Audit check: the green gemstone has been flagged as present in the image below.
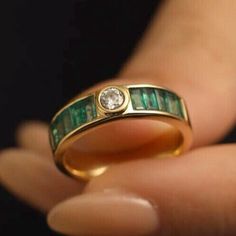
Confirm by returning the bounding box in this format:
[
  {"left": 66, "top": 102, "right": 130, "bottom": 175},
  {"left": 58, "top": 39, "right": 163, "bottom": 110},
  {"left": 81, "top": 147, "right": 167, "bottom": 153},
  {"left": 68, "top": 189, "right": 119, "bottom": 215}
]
[
  {"left": 176, "top": 99, "right": 184, "bottom": 118},
  {"left": 50, "top": 95, "right": 97, "bottom": 150},
  {"left": 83, "top": 95, "right": 97, "bottom": 122},
  {"left": 142, "top": 88, "right": 159, "bottom": 110},
  {"left": 84, "top": 103, "right": 95, "bottom": 122},
  {"left": 69, "top": 104, "right": 81, "bottom": 127},
  {"left": 130, "top": 88, "right": 145, "bottom": 110},
  {"left": 69, "top": 95, "right": 97, "bottom": 128},
  {"left": 164, "top": 91, "right": 182, "bottom": 117},
  {"left": 155, "top": 89, "right": 167, "bottom": 111},
  {"left": 50, "top": 117, "right": 65, "bottom": 149},
  {"left": 50, "top": 125, "right": 58, "bottom": 150},
  {"left": 49, "top": 131, "right": 56, "bottom": 151},
  {"left": 78, "top": 106, "right": 87, "bottom": 124},
  {"left": 62, "top": 109, "right": 74, "bottom": 134}
]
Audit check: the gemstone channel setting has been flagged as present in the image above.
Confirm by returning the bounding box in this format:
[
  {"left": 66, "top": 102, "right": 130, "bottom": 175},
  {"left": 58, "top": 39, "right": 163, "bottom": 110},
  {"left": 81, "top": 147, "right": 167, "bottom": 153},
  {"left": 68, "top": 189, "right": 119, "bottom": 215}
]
[
  {"left": 50, "top": 85, "right": 188, "bottom": 152},
  {"left": 129, "top": 87, "right": 184, "bottom": 118},
  {"left": 50, "top": 95, "right": 97, "bottom": 151}
]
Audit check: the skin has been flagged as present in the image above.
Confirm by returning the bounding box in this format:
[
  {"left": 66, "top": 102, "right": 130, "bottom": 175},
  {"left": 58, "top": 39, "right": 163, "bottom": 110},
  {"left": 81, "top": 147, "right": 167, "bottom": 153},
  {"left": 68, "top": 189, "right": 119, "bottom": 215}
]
[{"left": 1, "top": 0, "right": 236, "bottom": 235}]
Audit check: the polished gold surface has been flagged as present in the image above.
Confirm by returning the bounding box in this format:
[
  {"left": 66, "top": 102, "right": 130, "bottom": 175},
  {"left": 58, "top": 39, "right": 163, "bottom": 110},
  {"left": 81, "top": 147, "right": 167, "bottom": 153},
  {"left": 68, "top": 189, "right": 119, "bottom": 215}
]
[{"left": 50, "top": 84, "right": 193, "bottom": 181}]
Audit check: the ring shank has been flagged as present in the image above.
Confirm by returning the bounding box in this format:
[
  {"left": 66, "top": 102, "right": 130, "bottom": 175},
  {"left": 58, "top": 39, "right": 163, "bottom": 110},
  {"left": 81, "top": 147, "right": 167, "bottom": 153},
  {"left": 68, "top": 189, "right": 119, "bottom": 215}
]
[{"left": 54, "top": 115, "right": 192, "bottom": 180}]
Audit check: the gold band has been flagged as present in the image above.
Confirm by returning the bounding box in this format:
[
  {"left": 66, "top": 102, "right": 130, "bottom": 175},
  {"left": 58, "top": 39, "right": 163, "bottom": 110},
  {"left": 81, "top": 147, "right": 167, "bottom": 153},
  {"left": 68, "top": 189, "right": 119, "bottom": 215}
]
[{"left": 49, "top": 84, "right": 193, "bottom": 180}]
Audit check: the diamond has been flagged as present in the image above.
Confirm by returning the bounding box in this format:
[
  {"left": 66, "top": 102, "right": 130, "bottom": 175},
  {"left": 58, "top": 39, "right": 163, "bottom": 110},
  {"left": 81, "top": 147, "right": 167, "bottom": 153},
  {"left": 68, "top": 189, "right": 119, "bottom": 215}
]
[{"left": 100, "top": 87, "right": 125, "bottom": 110}]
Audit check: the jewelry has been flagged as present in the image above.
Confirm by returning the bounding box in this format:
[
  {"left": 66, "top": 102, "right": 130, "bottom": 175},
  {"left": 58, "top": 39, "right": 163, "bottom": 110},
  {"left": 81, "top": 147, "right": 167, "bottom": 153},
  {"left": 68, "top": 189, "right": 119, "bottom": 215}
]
[{"left": 49, "top": 84, "right": 192, "bottom": 180}]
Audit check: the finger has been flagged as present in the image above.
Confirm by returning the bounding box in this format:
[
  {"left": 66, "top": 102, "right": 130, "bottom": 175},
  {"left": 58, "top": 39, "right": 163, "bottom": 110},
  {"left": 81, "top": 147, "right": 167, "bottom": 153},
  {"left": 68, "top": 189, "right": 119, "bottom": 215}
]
[
  {"left": 63, "top": 0, "right": 236, "bottom": 156},
  {"left": 121, "top": 0, "right": 236, "bottom": 147},
  {"left": 48, "top": 144, "right": 236, "bottom": 236},
  {"left": 0, "top": 148, "right": 84, "bottom": 212},
  {"left": 16, "top": 121, "right": 52, "bottom": 158},
  {"left": 48, "top": 191, "right": 159, "bottom": 236}
]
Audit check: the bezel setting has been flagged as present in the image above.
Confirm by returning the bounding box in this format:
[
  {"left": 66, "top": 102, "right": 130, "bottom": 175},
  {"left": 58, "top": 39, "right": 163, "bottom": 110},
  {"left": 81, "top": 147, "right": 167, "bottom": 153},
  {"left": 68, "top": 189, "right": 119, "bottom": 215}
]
[{"left": 97, "top": 85, "right": 130, "bottom": 114}]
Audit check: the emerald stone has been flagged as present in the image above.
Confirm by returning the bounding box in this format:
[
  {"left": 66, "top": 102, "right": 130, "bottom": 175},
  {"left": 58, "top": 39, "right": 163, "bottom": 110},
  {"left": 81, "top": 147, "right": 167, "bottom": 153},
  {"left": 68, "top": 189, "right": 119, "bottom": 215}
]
[
  {"left": 129, "top": 87, "right": 184, "bottom": 117},
  {"left": 50, "top": 118, "right": 65, "bottom": 149},
  {"left": 85, "top": 103, "right": 96, "bottom": 122},
  {"left": 164, "top": 91, "right": 182, "bottom": 117},
  {"left": 61, "top": 109, "right": 74, "bottom": 134},
  {"left": 129, "top": 88, "right": 145, "bottom": 110},
  {"left": 84, "top": 95, "right": 97, "bottom": 121},
  {"left": 69, "top": 95, "right": 97, "bottom": 127},
  {"left": 130, "top": 87, "right": 167, "bottom": 111},
  {"left": 142, "top": 88, "right": 159, "bottom": 110},
  {"left": 69, "top": 104, "right": 82, "bottom": 127},
  {"left": 50, "top": 95, "right": 97, "bottom": 150},
  {"left": 154, "top": 89, "right": 166, "bottom": 111},
  {"left": 78, "top": 105, "right": 87, "bottom": 123}
]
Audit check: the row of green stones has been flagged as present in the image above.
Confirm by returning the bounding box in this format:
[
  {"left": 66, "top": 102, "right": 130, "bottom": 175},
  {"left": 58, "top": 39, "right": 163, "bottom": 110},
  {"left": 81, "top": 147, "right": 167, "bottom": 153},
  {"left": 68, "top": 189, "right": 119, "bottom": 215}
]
[
  {"left": 50, "top": 87, "right": 185, "bottom": 151},
  {"left": 50, "top": 95, "right": 97, "bottom": 151},
  {"left": 129, "top": 87, "right": 184, "bottom": 117}
]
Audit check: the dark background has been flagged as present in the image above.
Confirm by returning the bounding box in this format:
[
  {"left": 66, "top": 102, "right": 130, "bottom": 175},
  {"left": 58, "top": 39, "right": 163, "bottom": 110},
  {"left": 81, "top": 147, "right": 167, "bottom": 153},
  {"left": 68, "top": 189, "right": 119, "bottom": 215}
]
[{"left": 2, "top": 0, "right": 235, "bottom": 235}]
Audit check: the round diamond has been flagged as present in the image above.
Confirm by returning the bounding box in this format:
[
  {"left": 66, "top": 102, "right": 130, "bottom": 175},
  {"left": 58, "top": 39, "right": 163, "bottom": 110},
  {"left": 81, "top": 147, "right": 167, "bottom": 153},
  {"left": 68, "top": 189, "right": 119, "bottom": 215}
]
[{"left": 100, "top": 87, "right": 125, "bottom": 110}]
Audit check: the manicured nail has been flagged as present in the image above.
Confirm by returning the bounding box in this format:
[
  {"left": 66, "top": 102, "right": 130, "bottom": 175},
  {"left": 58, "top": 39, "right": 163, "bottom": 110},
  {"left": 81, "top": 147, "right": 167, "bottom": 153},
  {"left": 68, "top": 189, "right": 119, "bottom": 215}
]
[{"left": 48, "top": 190, "right": 160, "bottom": 236}]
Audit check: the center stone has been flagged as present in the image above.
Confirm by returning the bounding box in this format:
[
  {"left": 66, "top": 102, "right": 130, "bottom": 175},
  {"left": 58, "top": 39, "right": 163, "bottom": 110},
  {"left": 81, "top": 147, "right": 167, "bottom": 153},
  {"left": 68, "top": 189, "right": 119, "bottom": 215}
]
[{"left": 100, "top": 87, "right": 125, "bottom": 110}]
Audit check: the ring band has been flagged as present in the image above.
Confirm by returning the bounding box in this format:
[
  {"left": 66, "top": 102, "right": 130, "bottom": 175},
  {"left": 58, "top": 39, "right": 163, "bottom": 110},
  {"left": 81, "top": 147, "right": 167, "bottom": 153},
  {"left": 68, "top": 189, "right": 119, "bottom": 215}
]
[{"left": 49, "top": 84, "right": 192, "bottom": 180}]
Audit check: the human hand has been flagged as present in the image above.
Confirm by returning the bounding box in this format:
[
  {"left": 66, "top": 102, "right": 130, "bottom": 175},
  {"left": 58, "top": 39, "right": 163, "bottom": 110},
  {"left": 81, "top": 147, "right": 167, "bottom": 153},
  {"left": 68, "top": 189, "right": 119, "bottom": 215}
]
[{"left": 1, "top": 0, "right": 236, "bottom": 235}]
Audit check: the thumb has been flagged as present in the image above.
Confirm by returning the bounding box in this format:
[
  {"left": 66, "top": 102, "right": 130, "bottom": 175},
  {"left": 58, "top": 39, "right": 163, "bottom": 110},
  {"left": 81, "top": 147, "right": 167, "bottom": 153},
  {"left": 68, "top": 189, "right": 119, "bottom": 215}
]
[
  {"left": 67, "top": 0, "right": 236, "bottom": 156},
  {"left": 47, "top": 145, "right": 236, "bottom": 236}
]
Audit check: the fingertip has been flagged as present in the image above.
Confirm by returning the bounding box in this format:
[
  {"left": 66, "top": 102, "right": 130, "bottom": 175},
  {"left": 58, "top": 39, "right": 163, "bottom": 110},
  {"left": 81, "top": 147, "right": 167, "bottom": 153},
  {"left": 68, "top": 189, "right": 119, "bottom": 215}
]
[
  {"left": 16, "top": 120, "right": 52, "bottom": 157},
  {"left": 47, "top": 190, "right": 159, "bottom": 236},
  {"left": 0, "top": 148, "right": 82, "bottom": 212}
]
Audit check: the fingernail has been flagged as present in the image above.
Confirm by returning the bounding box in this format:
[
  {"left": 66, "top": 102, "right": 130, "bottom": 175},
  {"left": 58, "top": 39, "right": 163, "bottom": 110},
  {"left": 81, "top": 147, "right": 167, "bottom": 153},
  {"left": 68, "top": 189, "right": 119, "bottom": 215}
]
[{"left": 48, "top": 190, "right": 160, "bottom": 236}]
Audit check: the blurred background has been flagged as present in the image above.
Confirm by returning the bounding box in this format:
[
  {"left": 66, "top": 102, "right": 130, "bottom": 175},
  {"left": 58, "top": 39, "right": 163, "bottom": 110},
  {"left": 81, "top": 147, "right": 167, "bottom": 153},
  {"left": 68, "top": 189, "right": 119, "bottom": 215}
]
[{"left": 2, "top": 0, "right": 236, "bottom": 235}]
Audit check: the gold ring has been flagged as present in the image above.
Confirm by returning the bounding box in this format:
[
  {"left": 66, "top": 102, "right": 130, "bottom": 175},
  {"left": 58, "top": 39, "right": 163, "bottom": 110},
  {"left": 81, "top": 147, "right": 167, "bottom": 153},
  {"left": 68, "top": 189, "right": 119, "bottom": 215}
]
[{"left": 49, "top": 84, "right": 193, "bottom": 180}]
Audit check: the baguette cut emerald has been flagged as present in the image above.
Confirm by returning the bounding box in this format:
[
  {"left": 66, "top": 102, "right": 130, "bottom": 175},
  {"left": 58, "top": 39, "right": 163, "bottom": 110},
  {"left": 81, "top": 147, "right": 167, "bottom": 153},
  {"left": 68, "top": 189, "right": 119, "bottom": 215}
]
[
  {"left": 69, "top": 95, "right": 96, "bottom": 128},
  {"left": 51, "top": 118, "right": 65, "bottom": 149},
  {"left": 142, "top": 88, "right": 158, "bottom": 110},
  {"left": 50, "top": 95, "right": 97, "bottom": 150},
  {"left": 50, "top": 87, "right": 186, "bottom": 152},
  {"left": 164, "top": 91, "right": 183, "bottom": 117},
  {"left": 130, "top": 87, "right": 163, "bottom": 111},
  {"left": 129, "top": 88, "right": 145, "bottom": 110},
  {"left": 155, "top": 89, "right": 166, "bottom": 111},
  {"left": 62, "top": 109, "right": 73, "bottom": 134},
  {"left": 129, "top": 87, "right": 184, "bottom": 117}
]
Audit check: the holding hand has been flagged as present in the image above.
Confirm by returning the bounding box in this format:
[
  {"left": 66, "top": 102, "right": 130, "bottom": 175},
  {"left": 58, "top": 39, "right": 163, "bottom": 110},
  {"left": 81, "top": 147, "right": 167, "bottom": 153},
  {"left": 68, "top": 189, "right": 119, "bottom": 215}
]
[{"left": 1, "top": 0, "right": 236, "bottom": 235}]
